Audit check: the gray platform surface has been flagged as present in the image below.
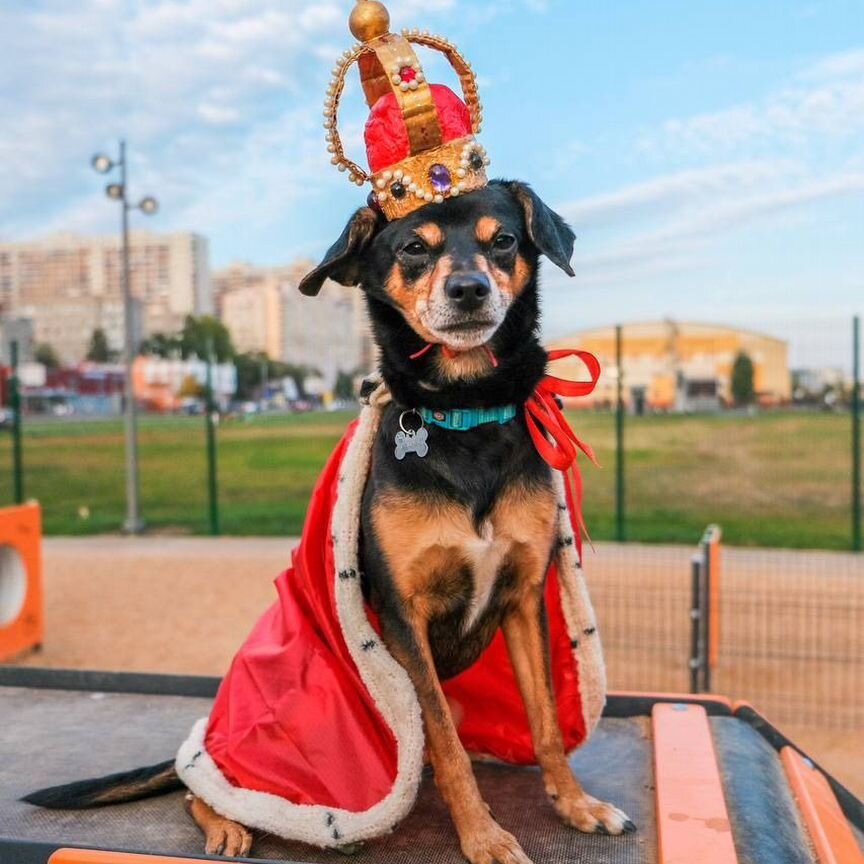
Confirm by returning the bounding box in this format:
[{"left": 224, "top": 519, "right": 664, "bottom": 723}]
[{"left": 0, "top": 687, "right": 654, "bottom": 863}]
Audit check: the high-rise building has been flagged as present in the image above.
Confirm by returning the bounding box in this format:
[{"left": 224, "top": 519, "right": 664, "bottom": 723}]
[
  {"left": 214, "top": 261, "right": 375, "bottom": 387},
  {"left": 0, "top": 231, "right": 212, "bottom": 362},
  {"left": 213, "top": 263, "right": 283, "bottom": 359}
]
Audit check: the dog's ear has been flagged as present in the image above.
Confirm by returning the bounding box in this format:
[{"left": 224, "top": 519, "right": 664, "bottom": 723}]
[
  {"left": 508, "top": 182, "right": 575, "bottom": 277},
  {"left": 299, "top": 207, "right": 383, "bottom": 296}
]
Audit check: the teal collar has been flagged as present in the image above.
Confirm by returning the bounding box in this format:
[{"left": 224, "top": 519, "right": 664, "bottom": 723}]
[{"left": 419, "top": 405, "right": 517, "bottom": 432}]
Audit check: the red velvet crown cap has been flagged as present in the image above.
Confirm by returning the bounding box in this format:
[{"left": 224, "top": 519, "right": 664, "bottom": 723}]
[{"left": 365, "top": 84, "right": 473, "bottom": 174}]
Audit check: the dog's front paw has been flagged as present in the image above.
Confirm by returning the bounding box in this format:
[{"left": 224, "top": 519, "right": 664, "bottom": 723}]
[
  {"left": 460, "top": 821, "right": 534, "bottom": 864},
  {"left": 202, "top": 818, "right": 253, "bottom": 857},
  {"left": 553, "top": 793, "right": 636, "bottom": 836}
]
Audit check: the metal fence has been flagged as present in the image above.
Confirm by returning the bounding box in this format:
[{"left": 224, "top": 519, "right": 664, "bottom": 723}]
[
  {"left": 1, "top": 314, "right": 861, "bottom": 548},
  {"left": 584, "top": 528, "right": 863, "bottom": 795},
  {"left": 588, "top": 454, "right": 863, "bottom": 730}
]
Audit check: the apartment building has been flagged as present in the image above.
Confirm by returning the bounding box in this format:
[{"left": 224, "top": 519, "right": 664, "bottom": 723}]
[
  {"left": 215, "top": 260, "right": 375, "bottom": 386},
  {"left": 0, "top": 231, "right": 212, "bottom": 362}
]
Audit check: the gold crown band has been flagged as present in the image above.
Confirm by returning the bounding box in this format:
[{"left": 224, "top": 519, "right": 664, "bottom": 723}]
[{"left": 370, "top": 137, "right": 489, "bottom": 221}]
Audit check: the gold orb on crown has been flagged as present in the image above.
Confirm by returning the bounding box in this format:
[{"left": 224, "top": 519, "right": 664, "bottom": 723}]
[{"left": 349, "top": 1, "right": 390, "bottom": 43}]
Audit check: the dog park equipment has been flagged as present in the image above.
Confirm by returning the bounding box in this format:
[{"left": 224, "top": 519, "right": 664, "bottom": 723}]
[
  {"left": 689, "top": 524, "right": 722, "bottom": 693},
  {"left": 1, "top": 667, "right": 862, "bottom": 864},
  {"left": 0, "top": 501, "right": 42, "bottom": 662}
]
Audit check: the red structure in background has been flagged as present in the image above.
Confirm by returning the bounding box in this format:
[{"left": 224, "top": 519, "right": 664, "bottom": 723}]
[
  {"left": 42, "top": 365, "right": 125, "bottom": 398},
  {"left": 9, "top": 363, "right": 126, "bottom": 416}
]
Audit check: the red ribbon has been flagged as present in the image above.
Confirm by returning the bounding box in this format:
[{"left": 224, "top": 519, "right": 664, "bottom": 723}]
[
  {"left": 525, "top": 349, "right": 601, "bottom": 560},
  {"left": 409, "top": 342, "right": 499, "bottom": 367}
]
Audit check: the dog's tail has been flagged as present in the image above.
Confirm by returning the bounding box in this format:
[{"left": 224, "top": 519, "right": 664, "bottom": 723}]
[{"left": 22, "top": 759, "right": 182, "bottom": 809}]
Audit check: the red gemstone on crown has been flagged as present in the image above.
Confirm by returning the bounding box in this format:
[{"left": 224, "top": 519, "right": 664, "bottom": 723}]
[{"left": 399, "top": 66, "right": 417, "bottom": 82}]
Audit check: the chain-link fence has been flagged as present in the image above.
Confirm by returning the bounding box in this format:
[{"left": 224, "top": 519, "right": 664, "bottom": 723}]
[{"left": 584, "top": 530, "right": 863, "bottom": 798}]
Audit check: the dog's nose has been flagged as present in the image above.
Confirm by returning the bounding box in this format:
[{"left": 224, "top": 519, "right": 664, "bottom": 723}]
[{"left": 444, "top": 272, "right": 491, "bottom": 312}]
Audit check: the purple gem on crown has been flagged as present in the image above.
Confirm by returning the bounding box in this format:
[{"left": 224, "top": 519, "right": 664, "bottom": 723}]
[{"left": 428, "top": 163, "right": 452, "bottom": 194}]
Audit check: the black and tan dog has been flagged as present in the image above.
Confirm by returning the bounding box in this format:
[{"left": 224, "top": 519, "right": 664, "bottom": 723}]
[{"left": 25, "top": 180, "right": 633, "bottom": 864}]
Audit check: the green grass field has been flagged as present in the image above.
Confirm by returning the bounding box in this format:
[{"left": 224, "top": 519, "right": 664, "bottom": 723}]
[{"left": 0, "top": 409, "right": 856, "bottom": 549}]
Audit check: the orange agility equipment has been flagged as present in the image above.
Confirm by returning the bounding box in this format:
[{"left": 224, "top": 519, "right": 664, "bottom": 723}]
[
  {"left": 49, "top": 852, "right": 217, "bottom": 864},
  {"left": 652, "top": 702, "right": 739, "bottom": 864},
  {"left": 0, "top": 502, "right": 43, "bottom": 662},
  {"left": 781, "top": 747, "right": 864, "bottom": 864}
]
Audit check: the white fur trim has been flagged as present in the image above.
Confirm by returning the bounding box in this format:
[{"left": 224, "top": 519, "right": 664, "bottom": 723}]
[
  {"left": 551, "top": 469, "right": 607, "bottom": 740},
  {"left": 177, "top": 395, "right": 424, "bottom": 848}
]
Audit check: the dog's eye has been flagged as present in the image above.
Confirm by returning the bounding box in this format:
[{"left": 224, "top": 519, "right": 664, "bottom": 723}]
[
  {"left": 402, "top": 240, "right": 428, "bottom": 257},
  {"left": 493, "top": 233, "right": 517, "bottom": 251}
]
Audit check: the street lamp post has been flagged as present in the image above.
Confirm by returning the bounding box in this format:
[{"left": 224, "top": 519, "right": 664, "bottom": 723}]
[{"left": 91, "top": 140, "right": 158, "bottom": 534}]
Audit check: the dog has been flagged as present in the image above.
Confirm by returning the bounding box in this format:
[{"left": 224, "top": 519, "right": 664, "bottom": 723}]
[{"left": 24, "top": 180, "right": 633, "bottom": 863}]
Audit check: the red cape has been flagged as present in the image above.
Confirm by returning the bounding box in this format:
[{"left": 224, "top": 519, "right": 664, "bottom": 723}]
[{"left": 177, "top": 404, "right": 605, "bottom": 847}]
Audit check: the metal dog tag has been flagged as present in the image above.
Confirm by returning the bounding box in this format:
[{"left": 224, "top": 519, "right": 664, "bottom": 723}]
[{"left": 394, "top": 410, "right": 429, "bottom": 460}]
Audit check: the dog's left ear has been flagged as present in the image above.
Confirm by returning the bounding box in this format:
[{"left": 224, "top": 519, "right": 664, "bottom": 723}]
[
  {"left": 299, "top": 207, "right": 383, "bottom": 296},
  {"left": 507, "top": 182, "right": 576, "bottom": 277}
]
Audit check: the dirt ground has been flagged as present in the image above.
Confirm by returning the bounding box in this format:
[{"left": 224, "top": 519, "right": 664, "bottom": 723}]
[{"left": 8, "top": 535, "right": 863, "bottom": 799}]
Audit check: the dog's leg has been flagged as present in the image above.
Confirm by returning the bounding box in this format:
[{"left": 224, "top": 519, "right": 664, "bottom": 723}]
[
  {"left": 384, "top": 620, "right": 534, "bottom": 864},
  {"left": 502, "top": 585, "right": 636, "bottom": 836},
  {"left": 185, "top": 793, "right": 253, "bottom": 857}
]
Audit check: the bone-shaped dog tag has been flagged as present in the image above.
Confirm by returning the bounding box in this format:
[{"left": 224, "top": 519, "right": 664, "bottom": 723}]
[
  {"left": 394, "top": 427, "right": 429, "bottom": 460},
  {"left": 394, "top": 409, "right": 429, "bottom": 461}
]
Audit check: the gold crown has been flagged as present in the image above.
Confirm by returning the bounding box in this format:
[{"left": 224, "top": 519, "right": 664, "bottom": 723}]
[{"left": 324, "top": 0, "right": 489, "bottom": 221}]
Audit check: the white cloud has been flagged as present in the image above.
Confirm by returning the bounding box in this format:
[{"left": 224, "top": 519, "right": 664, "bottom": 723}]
[
  {"left": 559, "top": 169, "right": 864, "bottom": 288},
  {"left": 637, "top": 64, "right": 864, "bottom": 160},
  {"left": 561, "top": 160, "right": 801, "bottom": 228},
  {"left": 798, "top": 48, "right": 864, "bottom": 82},
  {"left": 197, "top": 103, "right": 242, "bottom": 125}
]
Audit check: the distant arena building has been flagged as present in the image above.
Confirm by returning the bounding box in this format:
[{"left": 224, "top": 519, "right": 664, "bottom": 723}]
[{"left": 547, "top": 320, "right": 790, "bottom": 411}]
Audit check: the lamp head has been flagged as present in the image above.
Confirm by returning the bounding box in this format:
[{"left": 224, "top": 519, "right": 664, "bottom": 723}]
[
  {"left": 92, "top": 154, "right": 114, "bottom": 174},
  {"left": 139, "top": 196, "right": 159, "bottom": 215}
]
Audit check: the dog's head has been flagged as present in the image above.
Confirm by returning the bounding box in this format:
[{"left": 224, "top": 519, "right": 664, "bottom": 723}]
[{"left": 299, "top": 181, "right": 575, "bottom": 353}]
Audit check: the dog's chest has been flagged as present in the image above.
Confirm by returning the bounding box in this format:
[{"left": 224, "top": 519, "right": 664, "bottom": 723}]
[
  {"left": 456, "top": 518, "right": 519, "bottom": 630},
  {"left": 370, "top": 482, "right": 557, "bottom": 623}
]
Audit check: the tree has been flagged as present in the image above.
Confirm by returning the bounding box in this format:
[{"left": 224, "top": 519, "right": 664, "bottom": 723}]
[
  {"left": 731, "top": 352, "right": 755, "bottom": 406},
  {"left": 35, "top": 343, "right": 60, "bottom": 370},
  {"left": 180, "top": 315, "right": 234, "bottom": 362},
  {"left": 86, "top": 328, "right": 111, "bottom": 362},
  {"left": 334, "top": 369, "right": 356, "bottom": 401},
  {"left": 280, "top": 362, "right": 319, "bottom": 400},
  {"left": 139, "top": 332, "right": 181, "bottom": 357},
  {"left": 234, "top": 352, "right": 270, "bottom": 400},
  {"left": 233, "top": 351, "right": 320, "bottom": 400}
]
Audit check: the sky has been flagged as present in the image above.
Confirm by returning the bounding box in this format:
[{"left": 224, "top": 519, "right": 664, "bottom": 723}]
[{"left": 0, "top": 0, "right": 862, "bottom": 366}]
